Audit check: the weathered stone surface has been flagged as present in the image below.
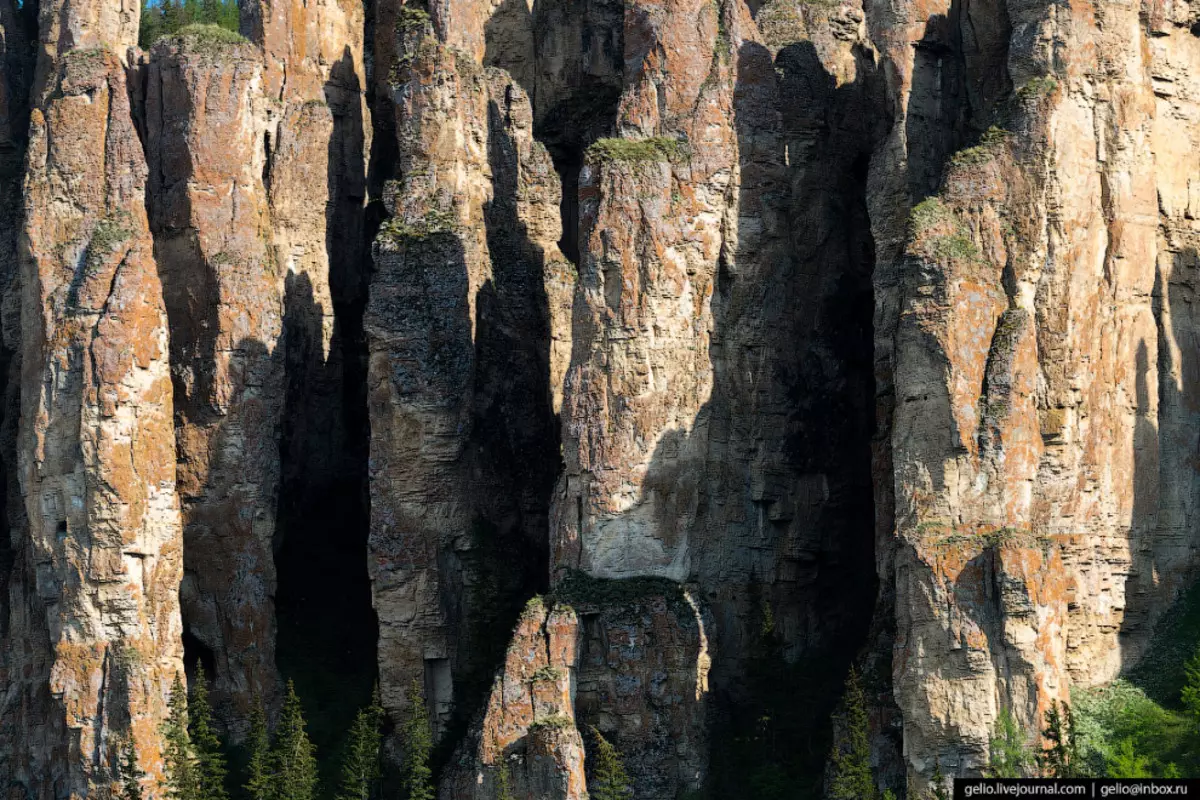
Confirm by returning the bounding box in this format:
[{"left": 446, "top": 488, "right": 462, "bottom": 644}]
[
  {"left": 366, "top": 12, "right": 565, "bottom": 746},
  {"left": 142, "top": 33, "right": 282, "bottom": 729},
  {"left": 442, "top": 583, "right": 709, "bottom": 800},
  {"left": 4, "top": 39, "right": 184, "bottom": 796}
]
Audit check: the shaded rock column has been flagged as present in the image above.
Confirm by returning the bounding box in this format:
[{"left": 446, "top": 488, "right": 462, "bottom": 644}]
[
  {"left": 141, "top": 34, "right": 281, "bottom": 728},
  {"left": 366, "top": 12, "right": 566, "bottom": 742}
]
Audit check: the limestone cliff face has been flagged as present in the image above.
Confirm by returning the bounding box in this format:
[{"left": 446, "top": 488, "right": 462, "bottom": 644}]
[
  {"left": 6, "top": 0, "right": 1200, "bottom": 792},
  {"left": 141, "top": 33, "right": 282, "bottom": 726},
  {"left": 866, "top": 0, "right": 1200, "bottom": 788},
  {"left": 365, "top": 9, "right": 565, "bottom": 738},
  {"left": 3, "top": 26, "right": 185, "bottom": 798}
]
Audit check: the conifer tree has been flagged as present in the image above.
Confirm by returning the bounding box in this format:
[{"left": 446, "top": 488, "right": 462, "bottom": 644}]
[
  {"left": 926, "top": 762, "right": 950, "bottom": 800},
  {"left": 1038, "top": 701, "right": 1079, "bottom": 778},
  {"left": 163, "top": 673, "right": 200, "bottom": 800},
  {"left": 496, "top": 761, "right": 515, "bottom": 800},
  {"left": 337, "top": 687, "right": 385, "bottom": 800},
  {"left": 244, "top": 698, "right": 273, "bottom": 800},
  {"left": 829, "top": 667, "right": 876, "bottom": 800},
  {"left": 402, "top": 680, "right": 435, "bottom": 800},
  {"left": 589, "top": 727, "right": 633, "bottom": 800},
  {"left": 1107, "top": 738, "right": 1152, "bottom": 779},
  {"left": 272, "top": 680, "right": 320, "bottom": 800},
  {"left": 120, "top": 736, "right": 145, "bottom": 800},
  {"left": 1182, "top": 645, "right": 1200, "bottom": 720},
  {"left": 188, "top": 665, "right": 229, "bottom": 800}
]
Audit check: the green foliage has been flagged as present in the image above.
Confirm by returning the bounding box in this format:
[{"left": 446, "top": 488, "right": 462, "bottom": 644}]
[
  {"left": 1016, "top": 76, "right": 1058, "bottom": 100},
  {"left": 189, "top": 666, "right": 229, "bottom": 800},
  {"left": 163, "top": 673, "right": 201, "bottom": 800},
  {"left": 87, "top": 214, "right": 131, "bottom": 271},
  {"left": 336, "top": 687, "right": 385, "bottom": 800},
  {"left": 402, "top": 680, "right": 435, "bottom": 800},
  {"left": 496, "top": 761, "right": 515, "bottom": 800},
  {"left": 120, "top": 737, "right": 145, "bottom": 800},
  {"left": 528, "top": 714, "right": 575, "bottom": 731},
  {"left": 926, "top": 762, "right": 950, "bottom": 800},
  {"left": 139, "top": 0, "right": 241, "bottom": 48},
  {"left": 273, "top": 680, "right": 321, "bottom": 800},
  {"left": 376, "top": 208, "right": 459, "bottom": 244},
  {"left": 1073, "top": 679, "right": 1190, "bottom": 778},
  {"left": 949, "top": 126, "right": 1011, "bottom": 167},
  {"left": 1107, "top": 738, "right": 1153, "bottom": 778},
  {"left": 397, "top": 5, "right": 431, "bottom": 29},
  {"left": 586, "top": 137, "right": 690, "bottom": 165},
  {"left": 528, "top": 665, "right": 564, "bottom": 683},
  {"left": 1038, "top": 701, "right": 1081, "bottom": 778},
  {"left": 908, "top": 197, "right": 983, "bottom": 263},
  {"left": 829, "top": 668, "right": 877, "bottom": 800},
  {"left": 244, "top": 698, "right": 272, "bottom": 800},
  {"left": 987, "top": 706, "right": 1033, "bottom": 778},
  {"left": 589, "top": 727, "right": 633, "bottom": 800},
  {"left": 1181, "top": 644, "right": 1200, "bottom": 720}
]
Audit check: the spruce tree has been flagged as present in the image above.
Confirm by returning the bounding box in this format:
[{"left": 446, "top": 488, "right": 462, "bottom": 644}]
[
  {"left": 163, "top": 673, "right": 200, "bottom": 800},
  {"left": 272, "top": 680, "right": 320, "bottom": 800},
  {"left": 589, "top": 727, "right": 633, "bottom": 800},
  {"left": 120, "top": 736, "right": 145, "bottom": 800},
  {"left": 1107, "top": 738, "right": 1152, "bottom": 779},
  {"left": 1038, "top": 701, "right": 1079, "bottom": 778},
  {"left": 337, "top": 687, "right": 385, "bottom": 800},
  {"left": 496, "top": 762, "right": 515, "bottom": 800},
  {"left": 402, "top": 680, "right": 435, "bottom": 800},
  {"left": 1182, "top": 645, "right": 1200, "bottom": 720},
  {"left": 187, "top": 665, "right": 228, "bottom": 800},
  {"left": 244, "top": 698, "right": 273, "bottom": 800},
  {"left": 829, "top": 667, "right": 876, "bottom": 800},
  {"left": 926, "top": 762, "right": 950, "bottom": 800}
]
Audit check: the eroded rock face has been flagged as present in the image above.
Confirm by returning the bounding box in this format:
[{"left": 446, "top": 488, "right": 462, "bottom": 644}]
[
  {"left": 866, "top": 0, "right": 1200, "bottom": 787},
  {"left": 441, "top": 583, "right": 710, "bottom": 800},
  {"left": 365, "top": 15, "right": 566, "bottom": 739},
  {"left": 141, "top": 34, "right": 282, "bottom": 728},
  {"left": 3, "top": 37, "right": 185, "bottom": 795}
]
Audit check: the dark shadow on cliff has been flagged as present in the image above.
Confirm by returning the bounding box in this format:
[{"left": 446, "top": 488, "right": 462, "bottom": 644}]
[
  {"left": 1124, "top": 247, "right": 1200, "bottom": 707},
  {"left": 273, "top": 48, "right": 378, "bottom": 791},
  {"left": 425, "top": 85, "right": 564, "bottom": 771},
  {"left": 680, "top": 36, "right": 888, "bottom": 799}
]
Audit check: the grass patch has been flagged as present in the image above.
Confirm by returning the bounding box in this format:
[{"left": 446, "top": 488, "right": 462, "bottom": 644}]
[
  {"left": 528, "top": 713, "right": 575, "bottom": 732},
  {"left": 908, "top": 197, "right": 984, "bottom": 263},
  {"left": 86, "top": 213, "right": 131, "bottom": 269},
  {"left": 528, "top": 665, "right": 564, "bottom": 683},
  {"left": 376, "top": 207, "right": 459, "bottom": 244},
  {"left": 398, "top": 5, "right": 431, "bottom": 29},
  {"left": 1017, "top": 75, "right": 1058, "bottom": 100},
  {"left": 586, "top": 137, "right": 690, "bottom": 165},
  {"left": 172, "top": 23, "right": 248, "bottom": 50},
  {"left": 950, "top": 126, "right": 1011, "bottom": 167},
  {"left": 549, "top": 569, "right": 691, "bottom": 616}
]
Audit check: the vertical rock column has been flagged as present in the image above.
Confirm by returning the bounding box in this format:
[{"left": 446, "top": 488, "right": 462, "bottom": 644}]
[
  {"left": 2, "top": 2, "right": 185, "bottom": 793},
  {"left": 142, "top": 33, "right": 280, "bottom": 725},
  {"left": 863, "top": 0, "right": 1170, "bottom": 783},
  {"left": 366, "top": 7, "right": 566, "bottom": 739}
]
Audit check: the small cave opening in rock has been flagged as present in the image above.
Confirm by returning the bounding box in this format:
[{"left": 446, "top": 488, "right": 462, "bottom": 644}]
[{"left": 181, "top": 627, "right": 218, "bottom": 686}]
